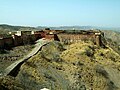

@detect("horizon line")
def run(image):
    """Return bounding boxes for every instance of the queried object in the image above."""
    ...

[0,24,120,29]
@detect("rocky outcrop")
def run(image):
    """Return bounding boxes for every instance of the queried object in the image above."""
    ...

[96,65,120,90]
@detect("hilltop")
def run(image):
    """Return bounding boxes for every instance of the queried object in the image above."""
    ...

[0,25,120,90]
[0,41,120,90]
[0,24,120,44]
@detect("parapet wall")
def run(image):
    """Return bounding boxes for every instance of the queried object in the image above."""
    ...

[0,29,104,49]
[57,32,103,46]
[0,34,42,49]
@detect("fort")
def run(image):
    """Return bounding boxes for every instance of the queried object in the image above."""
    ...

[0,28,104,49]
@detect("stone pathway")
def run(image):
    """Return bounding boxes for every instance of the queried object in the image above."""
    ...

[2,39,49,76]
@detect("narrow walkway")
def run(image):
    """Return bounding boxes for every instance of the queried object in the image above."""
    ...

[2,39,49,76]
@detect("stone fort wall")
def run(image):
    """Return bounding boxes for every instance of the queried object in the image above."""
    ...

[57,33,102,46]
[0,29,104,49]
[0,34,41,49]
[0,37,13,49]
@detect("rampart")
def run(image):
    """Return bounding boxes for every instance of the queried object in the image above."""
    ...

[0,29,104,49]
[57,30,103,46]
[0,31,43,49]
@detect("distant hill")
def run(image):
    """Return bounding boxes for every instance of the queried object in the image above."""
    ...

[37,26,96,30]
[0,24,120,32]
[0,24,38,34]
[37,26,120,32]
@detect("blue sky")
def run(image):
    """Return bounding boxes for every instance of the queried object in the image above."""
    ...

[0,0,120,27]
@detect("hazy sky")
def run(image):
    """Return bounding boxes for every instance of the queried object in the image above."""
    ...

[0,0,120,27]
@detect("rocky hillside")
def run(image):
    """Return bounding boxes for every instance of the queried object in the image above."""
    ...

[1,41,120,90]
[103,30,120,54]
[103,30,120,45]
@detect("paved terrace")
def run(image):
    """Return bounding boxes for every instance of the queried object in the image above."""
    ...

[1,38,50,76]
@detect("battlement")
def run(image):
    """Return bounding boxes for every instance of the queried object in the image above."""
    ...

[57,30,104,46]
[0,29,104,49]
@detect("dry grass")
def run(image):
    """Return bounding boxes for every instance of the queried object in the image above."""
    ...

[0,45,34,73]
[1,41,120,90]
